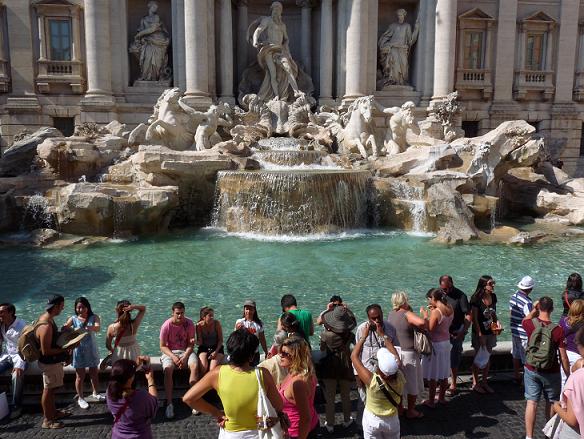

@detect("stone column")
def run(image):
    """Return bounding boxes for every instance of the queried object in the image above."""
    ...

[236,0,249,84]
[555,0,579,102]
[297,1,314,74]
[172,0,187,91]
[319,0,334,104]
[83,0,113,103]
[422,0,436,103]
[184,0,211,107]
[218,0,234,103]
[344,0,368,100]
[336,0,349,98]
[367,0,378,94]
[207,0,216,99]
[432,0,456,98]
[492,0,518,102]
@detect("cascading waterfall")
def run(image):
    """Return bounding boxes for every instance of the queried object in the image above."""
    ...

[22,194,54,229]
[391,181,428,233]
[212,170,370,235]
[253,150,326,167]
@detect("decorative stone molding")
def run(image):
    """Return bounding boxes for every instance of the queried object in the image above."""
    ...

[32,0,85,94]
[513,11,556,101]
[455,8,495,100]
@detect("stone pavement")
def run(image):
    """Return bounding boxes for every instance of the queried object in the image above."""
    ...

[0,372,549,439]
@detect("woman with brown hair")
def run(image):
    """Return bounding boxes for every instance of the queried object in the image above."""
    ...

[559,299,584,386]
[106,357,158,439]
[278,336,319,439]
[470,275,501,394]
[196,306,224,376]
[562,273,583,316]
[106,301,146,363]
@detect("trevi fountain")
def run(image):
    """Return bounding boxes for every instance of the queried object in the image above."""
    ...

[0,1,582,352]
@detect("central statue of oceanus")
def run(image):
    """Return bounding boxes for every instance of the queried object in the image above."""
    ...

[238,1,313,104]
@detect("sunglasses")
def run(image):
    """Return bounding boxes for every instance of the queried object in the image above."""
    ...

[487,281,496,286]
[280,350,292,359]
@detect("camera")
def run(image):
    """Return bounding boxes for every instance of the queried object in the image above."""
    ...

[369,322,377,331]
[136,356,151,373]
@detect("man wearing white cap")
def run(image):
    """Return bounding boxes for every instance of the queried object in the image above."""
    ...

[509,275,534,383]
[351,323,405,439]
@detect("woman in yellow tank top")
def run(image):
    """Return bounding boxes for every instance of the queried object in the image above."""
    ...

[351,322,405,439]
[183,329,283,438]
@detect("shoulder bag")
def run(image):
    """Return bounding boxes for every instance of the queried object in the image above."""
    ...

[413,329,433,356]
[255,368,285,439]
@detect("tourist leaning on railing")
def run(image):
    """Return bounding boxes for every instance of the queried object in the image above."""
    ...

[106,301,146,363]
[106,357,158,439]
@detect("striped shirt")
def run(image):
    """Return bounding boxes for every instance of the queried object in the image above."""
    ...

[509,290,533,340]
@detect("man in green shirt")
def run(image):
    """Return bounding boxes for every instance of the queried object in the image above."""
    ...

[278,294,313,343]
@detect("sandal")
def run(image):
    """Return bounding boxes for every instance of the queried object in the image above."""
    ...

[42,420,65,429]
[55,410,72,419]
[445,388,457,397]
[472,384,486,394]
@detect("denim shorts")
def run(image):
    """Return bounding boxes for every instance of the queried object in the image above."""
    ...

[523,367,561,402]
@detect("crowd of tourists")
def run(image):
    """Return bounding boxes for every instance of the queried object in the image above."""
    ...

[1,273,584,438]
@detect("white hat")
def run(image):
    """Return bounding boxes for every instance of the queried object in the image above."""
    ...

[376,348,399,376]
[517,275,535,290]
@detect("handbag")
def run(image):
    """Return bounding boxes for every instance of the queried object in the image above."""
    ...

[100,326,126,371]
[255,368,285,439]
[413,329,433,356]
[543,414,581,439]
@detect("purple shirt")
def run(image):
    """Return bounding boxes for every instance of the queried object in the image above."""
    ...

[107,389,158,439]
[558,316,582,354]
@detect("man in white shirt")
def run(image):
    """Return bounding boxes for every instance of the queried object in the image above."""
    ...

[0,303,27,419]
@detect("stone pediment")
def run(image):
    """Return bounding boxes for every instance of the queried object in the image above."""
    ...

[519,11,556,24]
[458,8,495,22]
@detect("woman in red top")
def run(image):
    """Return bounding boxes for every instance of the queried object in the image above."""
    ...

[278,336,319,439]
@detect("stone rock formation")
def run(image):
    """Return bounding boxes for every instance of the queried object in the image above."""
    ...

[0,127,62,177]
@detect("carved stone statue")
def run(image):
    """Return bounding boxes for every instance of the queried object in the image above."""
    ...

[177,102,232,151]
[238,2,314,104]
[146,88,194,150]
[383,101,417,155]
[378,9,419,88]
[129,1,171,82]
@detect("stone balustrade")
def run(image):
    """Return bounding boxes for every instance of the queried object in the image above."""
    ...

[513,70,555,101]
[36,59,85,94]
[455,68,493,100]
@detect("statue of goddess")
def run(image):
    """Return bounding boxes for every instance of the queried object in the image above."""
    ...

[378,9,419,87]
[129,1,171,82]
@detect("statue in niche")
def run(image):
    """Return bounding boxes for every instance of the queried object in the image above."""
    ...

[238,1,314,104]
[129,1,171,82]
[378,8,419,88]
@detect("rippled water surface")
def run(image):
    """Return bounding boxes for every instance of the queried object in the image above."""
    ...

[1,228,581,355]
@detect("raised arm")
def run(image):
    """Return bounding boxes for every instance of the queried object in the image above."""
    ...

[351,325,373,386]
[405,310,427,330]
[130,305,146,331]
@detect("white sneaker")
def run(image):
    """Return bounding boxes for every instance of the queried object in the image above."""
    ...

[77,397,89,410]
[165,403,174,419]
[92,393,106,402]
[192,409,200,416]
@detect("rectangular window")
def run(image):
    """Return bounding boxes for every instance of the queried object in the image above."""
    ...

[48,19,72,61]
[462,121,480,138]
[53,117,75,137]
[463,31,484,70]
[526,33,544,71]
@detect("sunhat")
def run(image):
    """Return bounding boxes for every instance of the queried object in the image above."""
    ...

[517,276,535,290]
[57,329,88,349]
[322,306,357,333]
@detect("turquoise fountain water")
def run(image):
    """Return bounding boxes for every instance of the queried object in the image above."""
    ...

[0,228,580,355]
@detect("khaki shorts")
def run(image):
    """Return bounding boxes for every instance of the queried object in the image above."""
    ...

[160,350,197,370]
[38,362,64,389]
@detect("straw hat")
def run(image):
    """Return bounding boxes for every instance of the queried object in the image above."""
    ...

[57,329,87,349]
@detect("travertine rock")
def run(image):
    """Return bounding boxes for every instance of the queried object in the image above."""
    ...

[104,120,127,137]
[0,127,62,177]
[374,144,462,177]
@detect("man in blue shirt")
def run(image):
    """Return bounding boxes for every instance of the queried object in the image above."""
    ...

[509,275,534,383]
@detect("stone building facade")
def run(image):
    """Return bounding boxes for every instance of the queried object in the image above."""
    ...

[2,0,584,175]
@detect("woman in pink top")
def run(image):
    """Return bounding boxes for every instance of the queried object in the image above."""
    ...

[278,336,319,439]
[420,288,454,407]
